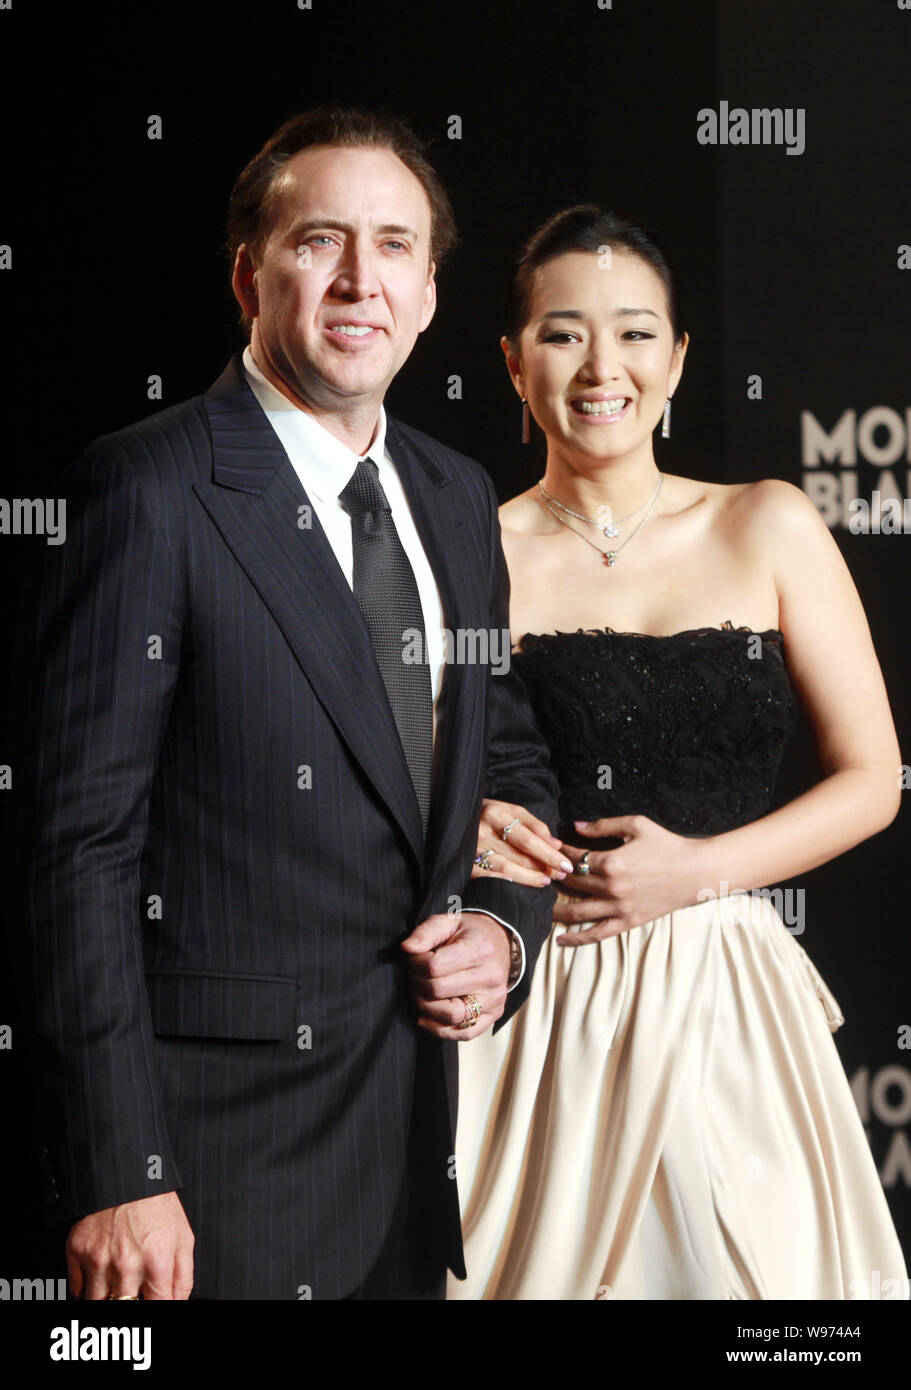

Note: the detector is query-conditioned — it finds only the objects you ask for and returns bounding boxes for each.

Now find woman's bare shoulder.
[498,488,547,535]
[718,477,823,541]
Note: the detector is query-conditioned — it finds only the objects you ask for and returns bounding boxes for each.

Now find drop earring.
[521,398,530,444]
[661,396,672,439]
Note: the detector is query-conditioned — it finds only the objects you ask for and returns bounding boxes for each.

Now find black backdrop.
[1,0,908,1301]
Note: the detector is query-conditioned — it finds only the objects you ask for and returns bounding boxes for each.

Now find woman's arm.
[688,478,900,894]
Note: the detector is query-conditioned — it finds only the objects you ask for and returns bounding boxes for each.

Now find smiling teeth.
[333,324,374,336]
[576,398,627,415]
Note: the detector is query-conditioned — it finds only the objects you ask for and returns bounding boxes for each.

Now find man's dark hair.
[226,104,459,335]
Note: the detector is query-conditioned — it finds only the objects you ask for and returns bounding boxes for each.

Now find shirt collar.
[241,345,388,504]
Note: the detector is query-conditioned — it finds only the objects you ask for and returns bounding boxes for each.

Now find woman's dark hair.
[226,104,459,335]
[504,205,684,345]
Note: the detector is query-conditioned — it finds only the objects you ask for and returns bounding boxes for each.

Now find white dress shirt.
[241,347,525,989]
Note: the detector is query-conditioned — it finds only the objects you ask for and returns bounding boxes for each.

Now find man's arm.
[3,441,184,1227]
[460,471,561,1028]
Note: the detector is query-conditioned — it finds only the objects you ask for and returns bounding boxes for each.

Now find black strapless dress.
[448,623,907,1301]
[509,620,796,840]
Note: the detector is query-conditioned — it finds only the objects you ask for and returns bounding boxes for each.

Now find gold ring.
[459,993,482,1028]
[107,1293,140,1300]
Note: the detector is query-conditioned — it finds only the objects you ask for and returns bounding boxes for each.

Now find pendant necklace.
[537,471,661,539]
[537,474,664,566]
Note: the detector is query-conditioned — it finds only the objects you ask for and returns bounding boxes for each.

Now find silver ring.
[577,852,591,876]
[501,818,521,842]
[476,848,494,871]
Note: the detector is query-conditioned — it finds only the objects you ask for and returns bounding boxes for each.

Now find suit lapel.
[196,356,425,869]
[385,420,488,902]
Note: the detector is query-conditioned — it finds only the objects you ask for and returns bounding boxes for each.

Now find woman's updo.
[504,206,684,346]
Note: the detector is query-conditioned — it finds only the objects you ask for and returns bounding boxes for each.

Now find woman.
[446,206,907,1301]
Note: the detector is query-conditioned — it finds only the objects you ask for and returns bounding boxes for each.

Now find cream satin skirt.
[447,891,908,1300]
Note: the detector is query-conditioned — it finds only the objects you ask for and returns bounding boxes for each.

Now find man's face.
[236,145,438,415]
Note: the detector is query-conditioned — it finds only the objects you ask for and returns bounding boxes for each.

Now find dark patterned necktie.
[339,456,433,834]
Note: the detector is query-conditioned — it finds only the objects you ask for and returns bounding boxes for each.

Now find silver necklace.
[537,472,661,539]
[538,474,664,566]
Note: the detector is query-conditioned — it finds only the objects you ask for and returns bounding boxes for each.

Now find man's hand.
[66,1191,195,1300]
[400,912,512,1040]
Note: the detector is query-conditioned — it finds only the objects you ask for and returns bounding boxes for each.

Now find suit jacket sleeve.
[461,470,561,1029]
[2,440,184,1224]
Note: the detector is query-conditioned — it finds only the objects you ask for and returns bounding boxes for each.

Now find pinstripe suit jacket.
[3,354,560,1299]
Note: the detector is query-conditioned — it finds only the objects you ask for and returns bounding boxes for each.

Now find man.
[3,106,561,1300]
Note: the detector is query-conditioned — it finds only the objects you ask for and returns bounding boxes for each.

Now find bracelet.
[506,931,521,986]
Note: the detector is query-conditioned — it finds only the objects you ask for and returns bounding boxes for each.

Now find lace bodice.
[511,621,797,841]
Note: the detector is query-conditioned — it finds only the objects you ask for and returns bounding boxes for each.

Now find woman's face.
[504,248,688,468]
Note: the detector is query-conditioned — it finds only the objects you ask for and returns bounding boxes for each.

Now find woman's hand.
[554,815,708,945]
[471,799,574,887]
